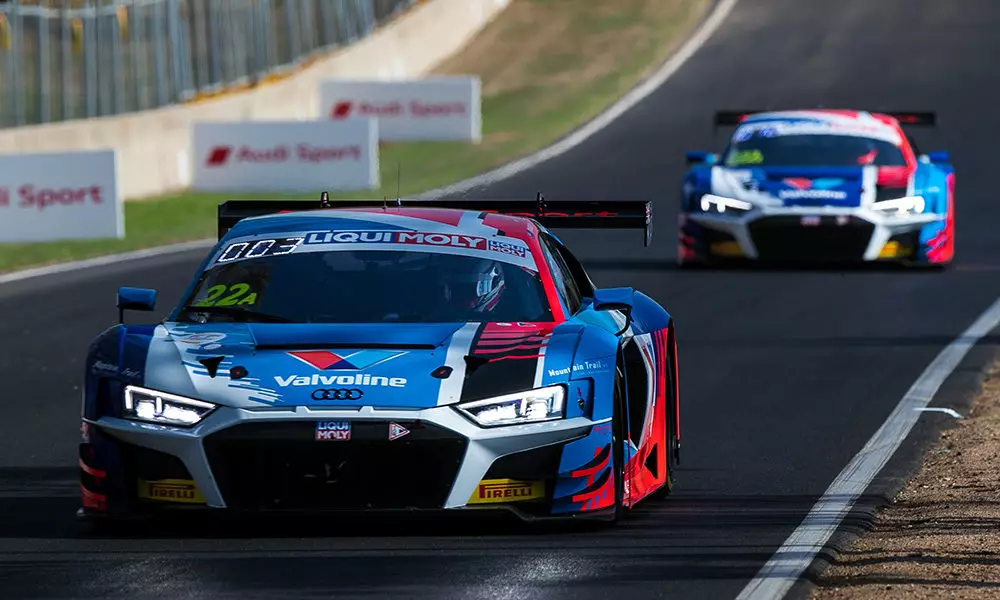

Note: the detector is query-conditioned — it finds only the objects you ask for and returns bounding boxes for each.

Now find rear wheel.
[609,366,628,523]
[652,346,678,499]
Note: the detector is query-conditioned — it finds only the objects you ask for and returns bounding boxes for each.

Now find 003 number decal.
[193,283,258,307]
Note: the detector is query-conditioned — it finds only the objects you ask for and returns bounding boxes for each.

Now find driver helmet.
[446,260,505,313]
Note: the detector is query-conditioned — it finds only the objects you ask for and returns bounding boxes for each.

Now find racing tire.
[651,348,678,499]
[608,366,628,523]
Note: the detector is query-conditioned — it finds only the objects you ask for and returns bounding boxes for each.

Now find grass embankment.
[0,0,712,273]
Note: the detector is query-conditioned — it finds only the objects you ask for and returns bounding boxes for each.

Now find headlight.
[699,194,753,214]
[457,385,566,427]
[123,385,216,427]
[870,195,925,215]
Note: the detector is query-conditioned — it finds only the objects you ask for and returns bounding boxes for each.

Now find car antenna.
[395,162,402,207]
[535,191,546,217]
[320,191,331,208]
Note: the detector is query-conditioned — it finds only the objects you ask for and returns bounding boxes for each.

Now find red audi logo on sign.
[204,144,362,166]
[329,100,468,119]
[206,146,233,167]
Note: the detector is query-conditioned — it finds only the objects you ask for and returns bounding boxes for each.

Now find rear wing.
[713,110,937,130]
[217,192,654,246]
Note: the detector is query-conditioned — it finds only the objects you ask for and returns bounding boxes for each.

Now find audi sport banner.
[191,119,379,192]
[319,77,482,142]
[0,149,123,242]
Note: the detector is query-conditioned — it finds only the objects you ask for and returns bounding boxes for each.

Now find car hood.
[711,165,875,208]
[140,321,584,409]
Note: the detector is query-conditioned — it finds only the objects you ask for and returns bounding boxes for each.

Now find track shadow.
[0,464,874,545]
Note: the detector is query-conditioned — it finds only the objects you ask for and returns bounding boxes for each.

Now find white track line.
[0,0,740,286]
[0,239,215,285]
[736,295,1000,600]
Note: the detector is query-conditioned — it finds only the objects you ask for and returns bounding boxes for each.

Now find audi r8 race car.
[79,194,680,526]
[678,109,955,266]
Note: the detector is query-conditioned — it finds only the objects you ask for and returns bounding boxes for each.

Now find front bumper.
[80,403,612,521]
[680,205,947,263]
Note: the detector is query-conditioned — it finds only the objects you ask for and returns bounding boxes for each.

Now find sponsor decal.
[734,120,901,144]
[302,230,531,257]
[783,178,844,190]
[304,230,487,250]
[315,420,351,441]
[204,144,362,167]
[174,332,227,346]
[329,100,468,120]
[311,388,364,401]
[487,239,527,258]
[779,189,848,200]
[546,359,610,378]
[90,360,140,379]
[779,177,848,200]
[275,373,407,388]
[137,479,205,504]
[467,479,545,505]
[288,350,405,371]
[92,360,118,376]
[388,422,410,441]
[879,240,902,258]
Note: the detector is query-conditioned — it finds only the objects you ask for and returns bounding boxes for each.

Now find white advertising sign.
[320,76,482,142]
[0,149,122,242]
[191,120,379,192]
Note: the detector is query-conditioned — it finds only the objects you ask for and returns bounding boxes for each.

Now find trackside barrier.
[0,0,417,129]
[0,0,510,200]
[0,149,122,242]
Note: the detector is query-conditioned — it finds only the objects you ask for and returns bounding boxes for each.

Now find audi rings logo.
[311,388,364,401]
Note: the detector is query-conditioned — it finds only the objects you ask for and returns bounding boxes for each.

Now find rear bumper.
[79,403,615,521]
[679,206,948,264]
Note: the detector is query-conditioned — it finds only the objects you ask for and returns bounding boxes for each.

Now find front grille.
[748,216,875,261]
[204,421,468,511]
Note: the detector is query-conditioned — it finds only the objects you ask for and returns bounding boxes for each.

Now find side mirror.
[593,287,635,336]
[685,151,717,165]
[117,286,157,324]
[925,150,950,164]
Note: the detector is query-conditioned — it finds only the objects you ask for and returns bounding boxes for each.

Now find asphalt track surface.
[4,1,1000,598]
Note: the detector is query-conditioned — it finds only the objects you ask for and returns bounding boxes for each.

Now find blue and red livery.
[78,195,679,525]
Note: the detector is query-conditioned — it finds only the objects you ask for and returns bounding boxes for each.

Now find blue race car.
[79,195,680,525]
[679,109,955,266]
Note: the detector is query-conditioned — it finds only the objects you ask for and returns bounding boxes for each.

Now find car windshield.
[177,247,553,324]
[724,133,907,167]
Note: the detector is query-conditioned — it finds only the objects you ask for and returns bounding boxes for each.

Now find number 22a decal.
[193,283,257,307]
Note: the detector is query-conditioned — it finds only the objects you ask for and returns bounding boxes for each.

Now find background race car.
[679,109,955,266]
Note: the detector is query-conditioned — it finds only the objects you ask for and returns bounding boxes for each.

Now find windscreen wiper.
[179,305,292,323]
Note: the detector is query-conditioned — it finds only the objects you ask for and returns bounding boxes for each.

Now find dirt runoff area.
[811,362,1000,599]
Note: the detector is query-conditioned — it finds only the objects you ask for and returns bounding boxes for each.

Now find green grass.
[0,0,711,274]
